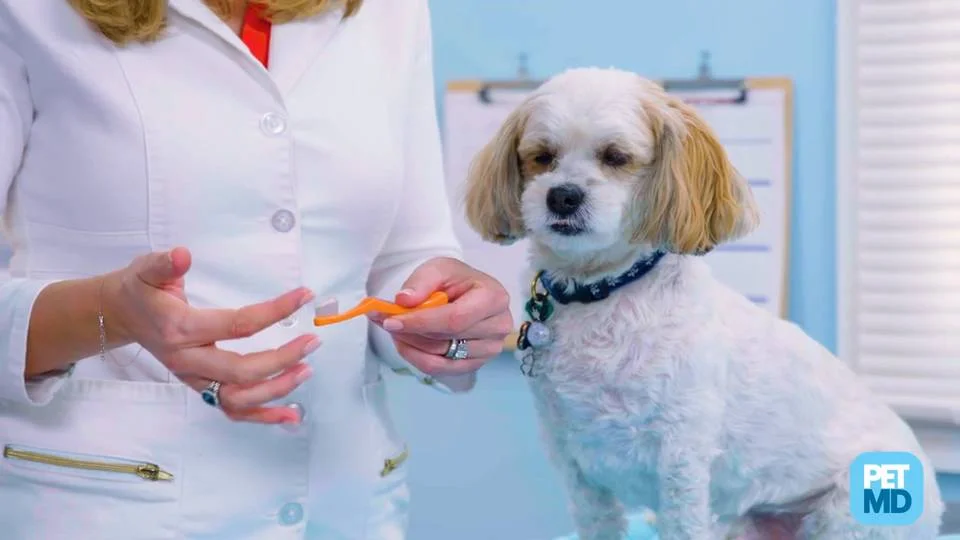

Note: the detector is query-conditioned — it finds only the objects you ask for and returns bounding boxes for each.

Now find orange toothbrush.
[313,291,449,327]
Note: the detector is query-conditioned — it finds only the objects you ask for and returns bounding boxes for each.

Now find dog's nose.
[546,184,585,217]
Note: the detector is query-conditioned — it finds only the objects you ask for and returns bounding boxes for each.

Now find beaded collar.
[538,250,667,305]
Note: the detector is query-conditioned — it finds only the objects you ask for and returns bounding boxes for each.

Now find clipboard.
[441,53,793,352]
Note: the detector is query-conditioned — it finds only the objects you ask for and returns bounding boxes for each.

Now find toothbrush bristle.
[314,298,339,317]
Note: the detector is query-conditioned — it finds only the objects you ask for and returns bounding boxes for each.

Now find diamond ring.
[201,380,223,408]
[444,338,469,360]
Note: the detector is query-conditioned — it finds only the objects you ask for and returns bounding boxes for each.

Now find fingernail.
[382,319,403,332]
[281,403,305,430]
[302,337,321,355]
[299,290,315,307]
[295,365,313,384]
[398,289,414,298]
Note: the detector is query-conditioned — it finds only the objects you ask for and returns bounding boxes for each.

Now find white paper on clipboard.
[669,85,791,318]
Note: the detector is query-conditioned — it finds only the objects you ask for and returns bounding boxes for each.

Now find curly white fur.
[463,67,944,540]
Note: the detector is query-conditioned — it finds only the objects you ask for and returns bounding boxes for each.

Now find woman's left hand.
[370,257,513,378]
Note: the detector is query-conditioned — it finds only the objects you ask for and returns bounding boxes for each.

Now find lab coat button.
[278,502,304,525]
[271,209,296,232]
[260,112,287,135]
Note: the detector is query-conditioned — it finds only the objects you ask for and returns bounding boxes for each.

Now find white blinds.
[837,0,960,425]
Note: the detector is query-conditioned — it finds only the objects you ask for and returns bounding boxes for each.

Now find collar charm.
[517,271,555,377]
[518,271,555,350]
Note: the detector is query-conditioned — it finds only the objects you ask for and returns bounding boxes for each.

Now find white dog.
[462,67,944,539]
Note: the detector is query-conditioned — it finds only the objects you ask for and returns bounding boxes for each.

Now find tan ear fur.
[636,95,759,254]
[463,103,530,244]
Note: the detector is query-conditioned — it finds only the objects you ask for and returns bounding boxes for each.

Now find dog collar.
[539,250,667,305]
[516,250,667,365]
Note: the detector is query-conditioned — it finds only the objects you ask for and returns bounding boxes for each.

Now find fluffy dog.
[462,67,944,539]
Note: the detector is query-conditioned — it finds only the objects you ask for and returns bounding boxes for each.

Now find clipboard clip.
[661,51,747,104]
[475,51,747,105]
[478,53,543,104]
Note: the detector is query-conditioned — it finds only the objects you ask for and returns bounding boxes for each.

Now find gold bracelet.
[97,277,107,362]
[98,276,141,367]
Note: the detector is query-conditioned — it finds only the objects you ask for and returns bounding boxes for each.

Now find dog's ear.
[635,94,759,254]
[463,100,530,245]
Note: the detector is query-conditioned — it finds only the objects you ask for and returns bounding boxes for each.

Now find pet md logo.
[850,451,923,526]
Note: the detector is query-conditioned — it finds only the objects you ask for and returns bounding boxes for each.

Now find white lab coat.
[0,1,467,538]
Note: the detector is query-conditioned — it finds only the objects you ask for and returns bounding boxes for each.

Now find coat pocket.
[361,375,412,537]
[0,378,186,540]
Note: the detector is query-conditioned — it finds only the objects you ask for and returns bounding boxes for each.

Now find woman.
[0,0,512,538]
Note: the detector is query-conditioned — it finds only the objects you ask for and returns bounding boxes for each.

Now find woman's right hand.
[102,246,318,425]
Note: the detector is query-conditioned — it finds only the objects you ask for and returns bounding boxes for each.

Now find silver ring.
[444,338,469,360]
[200,380,223,408]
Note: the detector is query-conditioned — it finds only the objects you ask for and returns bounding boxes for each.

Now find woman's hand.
[103,246,317,425]
[370,257,513,380]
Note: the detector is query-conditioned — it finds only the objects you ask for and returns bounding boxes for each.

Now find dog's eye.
[601,147,630,167]
[533,151,555,166]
